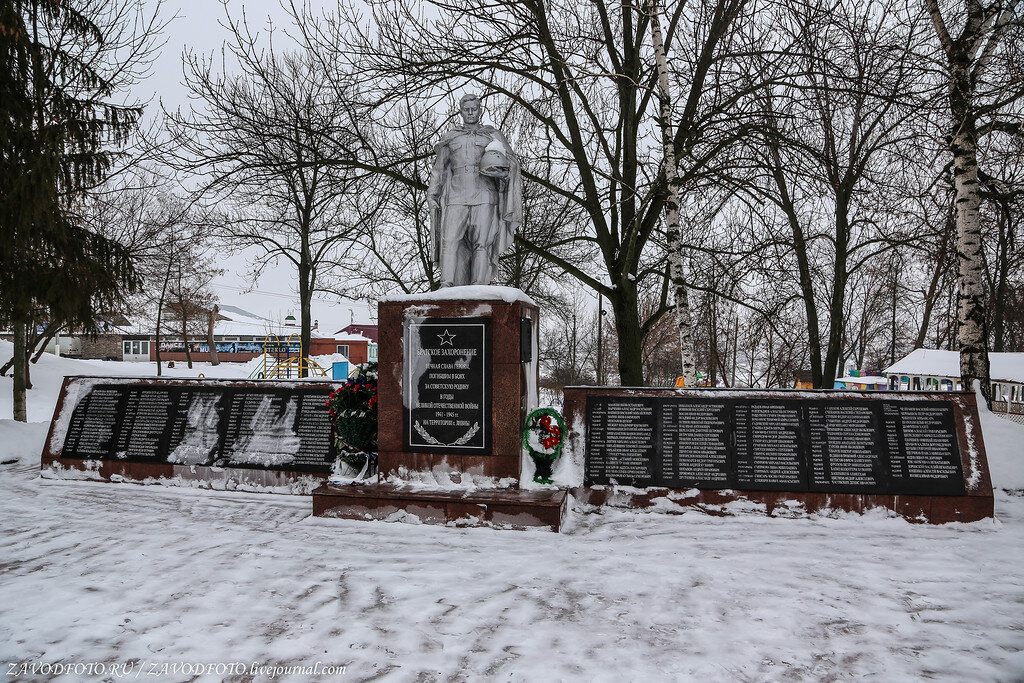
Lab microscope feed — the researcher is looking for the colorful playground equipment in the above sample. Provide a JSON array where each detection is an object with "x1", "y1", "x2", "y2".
[{"x1": 247, "y1": 334, "x2": 329, "y2": 379}]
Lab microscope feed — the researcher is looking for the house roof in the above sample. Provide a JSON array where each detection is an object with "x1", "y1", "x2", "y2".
[
  {"x1": 334, "y1": 324, "x2": 378, "y2": 342},
  {"x1": 115, "y1": 305, "x2": 335, "y2": 340},
  {"x1": 883, "y1": 349, "x2": 1024, "y2": 384}
]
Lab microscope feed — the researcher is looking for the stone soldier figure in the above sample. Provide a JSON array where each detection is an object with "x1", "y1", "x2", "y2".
[{"x1": 427, "y1": 94, "x2": 523, "y2": 287}]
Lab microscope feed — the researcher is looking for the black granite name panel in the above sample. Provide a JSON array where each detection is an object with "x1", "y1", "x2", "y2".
[
  {"x1": 585, "y1": 396, "x2": 966, "y2": 496},
  {"x1": 60, "y1": 381, "x2": 337, "y2": 472},
  {"x1": 404, "y1": 317, "x2": 491, "y2": 454}
]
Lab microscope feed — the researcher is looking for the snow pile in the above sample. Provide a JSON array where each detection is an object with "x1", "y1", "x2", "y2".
[
  {"x1": 0, "y1": 420, "x2": 49, "y2": 466},
  {"x1": 979, "y1": 402, "x2": 1024, "y2": 490},
  {"x1": 309, "y1": 353, "x2": 349, "y2": 375},
  {"x1": 385, "y1": 466, "x2": 518, "y2": 491}
]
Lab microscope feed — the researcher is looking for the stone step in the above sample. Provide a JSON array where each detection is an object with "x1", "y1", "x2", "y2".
[{"x1": 311, "y1": 483, "x2": 567, "y2": 531}]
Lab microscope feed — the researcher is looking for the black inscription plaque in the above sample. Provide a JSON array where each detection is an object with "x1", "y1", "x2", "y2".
[
  {"x1": 586, "y1": 397, "x2": 658, "y2": 486},
  {"x1": 404, "y1": 317, "x2": 491, "y2": 454},
  {"x1": 584, "y1": 395, "x2": 966, "y2": 495},
  {"x1": 883, "y1": 402, "x2": 965, "y2": 495},
  {"x1": 807, "y1": 402, "x2": 887, "y2": 493},
  {"x1": 65, "y1": 386, "x2": 126, "y2": 457},
  {"x1": 734, "y1": 401, "x2": 806, "y2": 490},
  {"x1": 60, "y1": 382, "x2": 336, "y2": 473},
  {"x1": 166, "y1": 389, "x2": 227, "y2": 465},
  {"x1": 660, "y1": 400, "x2": 730, "y2": 488}
]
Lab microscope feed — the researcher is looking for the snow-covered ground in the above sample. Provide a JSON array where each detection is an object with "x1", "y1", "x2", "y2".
[{"x1": 1, "y1": 344, "x2": 1023, "y2": 680}]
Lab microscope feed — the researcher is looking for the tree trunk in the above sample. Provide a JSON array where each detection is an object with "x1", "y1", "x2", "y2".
[
  {"x1": 822, "y1": 200, "x2": 851, "y2": 386},
  {"x1": 297, "y1": 221, "x2": 313, "y2": 378},
  {"x1": 154, "y1": 258, "x2": 172, "y2": 376},
  {"x1": 709, "y1": 299, "x2": 718, "y2": 387},
  {"x1": 13, "y1": 320, "x2": 27, "y2": 422},
  {"x1": 950, "y1": 66, "x2": 991, "y2": 400},
  {"x1": 925, "y1": 0, "x2": 995, "y2": 401},
  {"x1": 768, "y1": 144, "x2": 824, "y2": 387},
  {"x1": 915, "y1": 199, "x2": 954, "y2": 349},
  {"x1": 647, "y1": 0, "x2": 698, "y2": 387},
  {"x1": 208, "y1": 304, "x2": 219, "y2": 366},
  {"x1": 299, "y1": 261, "x2": 312, "y2": 379},
  {"x1": 609, "y1": 279, "x2": 644, "y2": 386},
  {"x1": 182, "y1": 310, "x2": 193, "y2": 369},
  {"x1": 991, "y1": 200, "x2": 1011, "y2": 352}
]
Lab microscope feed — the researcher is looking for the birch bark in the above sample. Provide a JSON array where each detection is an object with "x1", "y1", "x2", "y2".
[
  {"x1": 647, "y1": 0, "x2": 698, "y2": 387},
  {"x1": 922, "y1": 0, "x2": 1018, "y2": 401}
]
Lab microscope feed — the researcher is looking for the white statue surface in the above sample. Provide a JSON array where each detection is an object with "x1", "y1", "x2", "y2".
[{"x1": 427, "y1": 94, "x2": 523, "y2": 287}]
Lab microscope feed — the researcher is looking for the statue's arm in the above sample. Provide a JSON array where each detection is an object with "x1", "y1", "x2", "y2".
[{"x1": 427, "y1": 141, "x2": 449, "y2": 208}]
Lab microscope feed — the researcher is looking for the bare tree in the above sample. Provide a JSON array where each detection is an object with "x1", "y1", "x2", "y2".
[
  {"x1": 752, "y1": 0, "x2": 933, "y2": 386},
  {"x1": 164, "y1": 10, "x2": 374, "y2": 375},
  {"x1": 292, "y1": 0, "x2": 778, "y2": 385},
  {"x1": 645, "y1": 0, "x2": 698, "y2": 386}
]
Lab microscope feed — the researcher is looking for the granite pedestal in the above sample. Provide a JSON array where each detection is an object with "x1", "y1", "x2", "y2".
[{"x1": 311, "y1": 287, "x2": 564, "y2": 530}]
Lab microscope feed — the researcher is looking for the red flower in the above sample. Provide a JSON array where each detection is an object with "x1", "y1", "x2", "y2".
[
  {"x1": 540, "y1": 415, "x2": 551, "y2": 429},
  {"x1": 324, "y1": 399, "x2": 330, "y2": 406}
]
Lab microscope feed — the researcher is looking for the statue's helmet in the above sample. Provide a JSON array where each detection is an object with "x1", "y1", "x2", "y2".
[{"x1": 480, "y1": 139, "x2": 510, "y2": 178}]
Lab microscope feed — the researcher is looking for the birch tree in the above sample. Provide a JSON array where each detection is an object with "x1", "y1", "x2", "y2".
[
  {"x1": 646, "y1": 0, "x2": 698, "y2": 387},
  {"x1": 923, "y1": 0, "x2": 1023, "y2": 398}
]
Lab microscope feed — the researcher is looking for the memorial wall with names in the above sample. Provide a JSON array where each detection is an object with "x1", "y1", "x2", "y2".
[
  {"x1": 59, "y1": 382, "x2": 336, "y2": 472},
  {"x1": 585, "y1": 395, "x2": 966, "y2": 496}
]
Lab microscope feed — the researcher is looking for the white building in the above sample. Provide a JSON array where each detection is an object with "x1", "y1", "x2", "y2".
[{"x1": 883, "y1": 348, "x2": 1024, "y2": 422}]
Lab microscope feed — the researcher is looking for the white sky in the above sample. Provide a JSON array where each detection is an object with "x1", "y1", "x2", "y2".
[{"x1": 141, "y1": 0, "x2": 376, "y2": 330}]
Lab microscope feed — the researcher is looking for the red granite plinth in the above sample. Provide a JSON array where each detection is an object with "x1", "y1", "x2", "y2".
[
  {"x1": 377, "y1": 292, "x2": 539, "y2": 481},
  {"x1": 312, "y1": 483, "x2": 567, "y2": 531},
  {"x1": 570, "y1": 486, "x2": 994, "y2": 522},
  {"x1": 40, "y1": 457, "x2": 329, "y2": 493}
]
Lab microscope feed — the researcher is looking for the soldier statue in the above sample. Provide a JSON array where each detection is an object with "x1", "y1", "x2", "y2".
[{"x1": 427, "y1": 93, "x2": 523, "y2": 287}]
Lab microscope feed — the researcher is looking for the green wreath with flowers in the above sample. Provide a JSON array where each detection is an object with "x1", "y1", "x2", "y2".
[
  {"x1": 326, "y1": 362, "x2": 378, "y2": 471},
  {"x1": 522, "y1": 407, "x2": 564, "y2": 484}
]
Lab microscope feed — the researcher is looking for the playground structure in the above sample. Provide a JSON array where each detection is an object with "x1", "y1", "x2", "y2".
[{"x1": 247, "y1": 334, "x2": 329, "y2": 380}]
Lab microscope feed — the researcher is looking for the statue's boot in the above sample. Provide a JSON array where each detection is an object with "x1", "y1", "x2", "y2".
[
  {"x1": 470, "y1": 246, "x2": 492, "y2": 285},
  {"x1": 439, "y1": 240, "x2": 460, "y2": 286}
]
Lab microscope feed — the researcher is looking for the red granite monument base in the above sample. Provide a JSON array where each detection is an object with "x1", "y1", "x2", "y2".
[
  {"x1": 571, "y1": 486, "x2": 994, "y2": 523},
  {"x1": 311, "y1": 289, "x2": 563, "y2": 530},
  {"x1": 375, "y1": 291, "x2": 539, "y2": 479}
]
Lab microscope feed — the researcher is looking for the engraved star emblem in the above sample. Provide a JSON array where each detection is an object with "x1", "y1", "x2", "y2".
[{"x1": 438, "y1": 329, "x2": 456, "y2": 346}]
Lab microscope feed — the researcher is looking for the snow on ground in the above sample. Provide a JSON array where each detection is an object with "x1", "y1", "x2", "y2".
[
  {"x1": 1, "y1": 345, "x2": 1023, "y2": 679},
  {"x1": 1, "y1": 440, "x2": 1023, "y2": 680}
]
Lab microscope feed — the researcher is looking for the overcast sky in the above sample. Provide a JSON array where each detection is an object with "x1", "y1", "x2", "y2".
[{"x1": 142, "y1": 1, "x2": 376, "y2": 330}]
